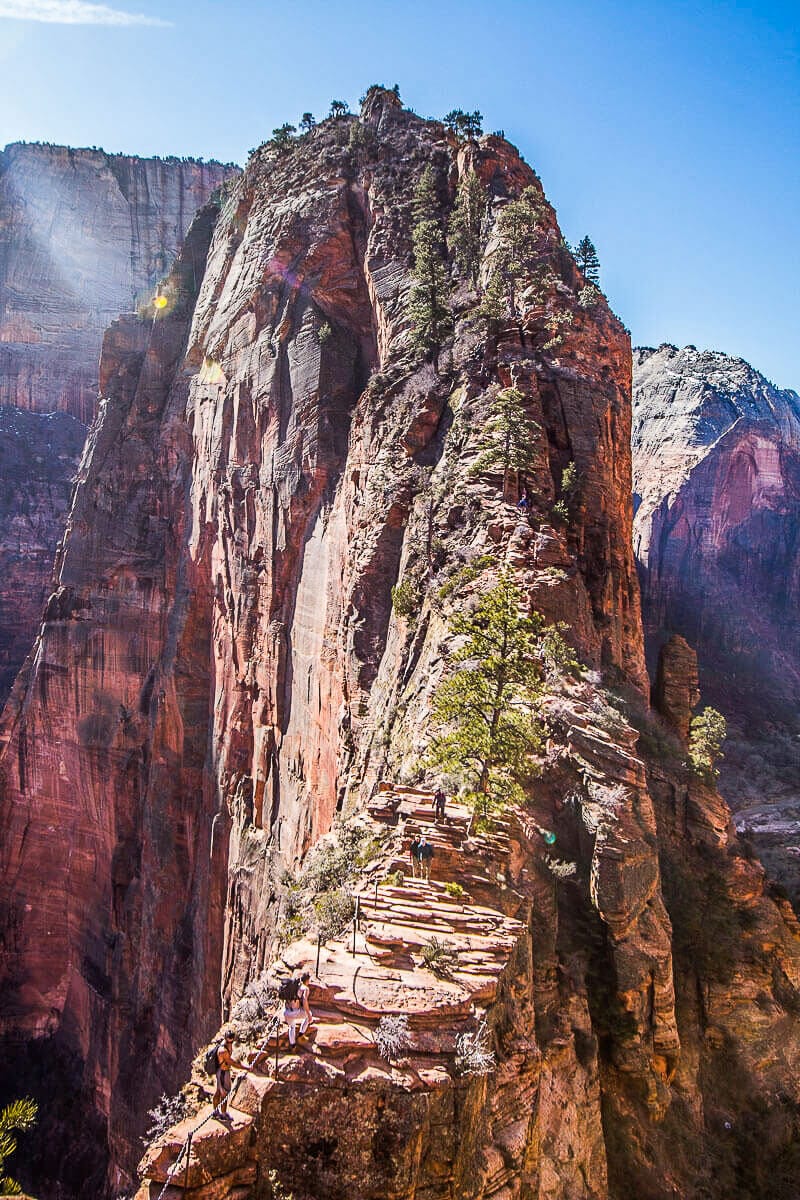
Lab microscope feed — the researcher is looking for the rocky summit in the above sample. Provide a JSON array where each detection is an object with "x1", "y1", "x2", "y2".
[
  {"x1": 633, "y1": 344, "x2": 800, "y2": 902},
  {"x1": 1, "y1": 90, "x2": 799, "y2": 1200}
]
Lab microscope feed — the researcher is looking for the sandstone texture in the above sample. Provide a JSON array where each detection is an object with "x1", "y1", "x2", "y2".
[
  {"x1": 0, "y1": 143, "x2": 237, "y2": 707},
  {"x1": 1, "y1": 93, "x2": 799, "y2": 1200},
  {"x1": 633, "y1": 344, "x2": 800, "y2": 900}
]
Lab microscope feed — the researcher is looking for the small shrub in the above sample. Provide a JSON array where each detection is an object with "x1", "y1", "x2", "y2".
[
  {"x1": 561, "y1": 461, "x2": 579, "y2": 496},
  {"x1": 444, "y1": 881, "x2": 466, "y2": 899},
  {"x1": 437, "y1": 554, "x2": 494, "y2": 602},
  {"x1": 318, "y1": 321, "x2": 333, "y2": 344},
  {"x1": 277, "y1": 912, "x2": 305, "y2": 946},
  {"x1": 375, "y1": 1014, "x2": 412, "y2": 1061},
  {"x1": 551, "y1": 498, "x2": 569, "y2": 525},
  {"x1": 454, "y1": 1018, "x2": 495, "y2": 1076},
  {"x1": 383, "y1": 870, "x2": 405, "y2": 888},
  {"x1": 391, "y1": 579, "x2": 418, "y2": 617},
  {"x1": 266, "y1": 1169, "x2": 295, "y2": 1200},
  {"x1": 313, "y1": 889, "x2": 355, "y2": 940},
  {"x1": 143, "y1": 1093, "x2": 188, "y2": 1144},
  {"x1": 421, "y1": 937, "x2": 459, "y2": 977},
  {"x1": 578, "y1": 283, "x2": 602, "y2": 309},
  {"x1": 231, "y1": 973, "x2": 278, "y2": 1024}
]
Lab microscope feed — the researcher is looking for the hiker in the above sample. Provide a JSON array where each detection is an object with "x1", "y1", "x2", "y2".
[
  {"x1": 212, "y1": 1029, "x2": 251, "y2": 1120},
  {"x1": 416, "y1": 833, "x2": 434, "y2": 881},
  {"x1": 517, "y1": 490, "x2": 529, "y2": 512},
  {"x1": 282, "y1": 971, "x2": 313, "y2": 1049},
  {"x1": 434, "y1": 788, "x2": 447, "y2": 822},
  {"x1": 409, "y1": 834, "x2": 421, "y2": 877}
]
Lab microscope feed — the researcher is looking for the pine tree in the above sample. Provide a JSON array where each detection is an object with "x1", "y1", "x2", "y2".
[
  {"x1": 443, "y1": 109, "x2": 484, "y2": 142},
  {"x1": 448, "y1": 169, "x2": 487, "y2": 287},
  {"x1": 473, "y1": 386, "x2": 540, "y2": 485},
  {"x1": 0, "y1": 1097, "x2": 37, "y2": 1195},
  {"x1": 329, "y1": 100, "x2": 349, "y2": 119},
  {"x1": 689, "y1": 707, "x2": 727, "y2": 779},
  {"x1": 480, "y1": 187, "x2": 550, "y2": 323},
  {"x1": 299, "y1": 112, "x2": 316, "y2": 133},
  {"x1": 271, "y1": 124, "x2": 297, "y2": 154},
  {"x1": 408, "y1": 166, "x2": 453, "y2": 362},
  {"x1": 574, "y1": 236, "x2": 600, "y2": 284},
  {"x1": 428, "y1": 575, "x2": 546, "y2": 818}
]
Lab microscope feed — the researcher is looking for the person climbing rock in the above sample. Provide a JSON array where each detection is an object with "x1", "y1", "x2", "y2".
[
  {"x1": 517, "y1": 490, "x2": 529, "y2": 512},
  {"x1": 416, "y1": 833, "x2": 434, "y2": 881},
  {"x1": 213, "y1": 1029, "x2": 251, "y2": 1121},
  {"x1": 283, "y1": 971, "x2": 313, "y2": 1049},
  {"x1": 409, "y1": 834, "x2": 421, "y2": 877},
  {"x1": 434, "y1": 788, "x2": 447, "y2": 822}
]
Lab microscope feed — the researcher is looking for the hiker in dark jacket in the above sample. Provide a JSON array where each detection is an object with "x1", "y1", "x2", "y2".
[
  {"x1": 434, "y1": 788, "x2": 447, "y2": 821},
  {"x1": 416, "y1": 833, "x2": 434, "y2": 881},
  {"x1": 213, "y1": 1029, "x2": 251, "y2": 1120},
  {"x1": 409, "y1": 835, "x2": 421, "y2": 877}
]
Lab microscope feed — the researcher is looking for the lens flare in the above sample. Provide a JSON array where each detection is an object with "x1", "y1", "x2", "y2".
[{"x1": 153, "y1": 294, "x2": 168, "y2": 311}]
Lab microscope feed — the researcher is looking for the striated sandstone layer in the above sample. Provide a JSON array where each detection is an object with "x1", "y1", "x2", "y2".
[
  {"x1": 632, "y1": 344, "x2": 800, "y2": 900},
  {"x1": 2, "y1": 92, "x2": 799, "y2": 1200}
]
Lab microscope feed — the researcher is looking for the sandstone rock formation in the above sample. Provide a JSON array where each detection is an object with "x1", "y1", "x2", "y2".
[
  {"x1": 653, "y1": 634, "x2": 699, "y2": 742},
  {"x1": 2, "y1": 93, "x2": 799, "y2": 1200},
  {"x1": 633, "y1": 344, "x2": 800, "y2": 900},
  {"x1": 0, "y1": 143, "x2": 237, "y2": 706}
]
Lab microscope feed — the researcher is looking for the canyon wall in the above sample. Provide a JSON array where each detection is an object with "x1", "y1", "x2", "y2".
[
  {"x1": 632, "y1": 344, "x2": 800, "y2": 899},
  {"x1": 0, "y1": 143, "x2": 237, "y2": 706},
  {"x1": 1, "y1": 94, "x2": 799, "y2": 1200}
]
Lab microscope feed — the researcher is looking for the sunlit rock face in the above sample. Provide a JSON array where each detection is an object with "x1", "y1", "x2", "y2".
[
  {"x1": 0, "y1": 143, "x2": 237, "y2": 707},
  {"x1": 2, "y1": 97, "x2": 800, "y2": 1200},
  {"x1": 633, "y1": 343, "x2": 800, "y2": 895}
]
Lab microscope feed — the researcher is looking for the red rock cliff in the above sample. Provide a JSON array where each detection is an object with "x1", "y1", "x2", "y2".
[{"x1": 2, "y1": 94, "x2": 799, "y2": 1200}]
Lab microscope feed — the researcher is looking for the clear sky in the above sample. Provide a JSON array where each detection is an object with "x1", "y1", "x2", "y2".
[{"x1": 1, "y1": 0, "x2": 798, "y2": 388}]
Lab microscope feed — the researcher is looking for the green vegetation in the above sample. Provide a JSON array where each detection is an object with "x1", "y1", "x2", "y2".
[
  {"x1": 448, "y1": 169, "x2": 487, "y2": 286},
  {"x1": 0, "y1": 1097, "x2": 37, "y2": 1196},
  {"x1": 375, "y1": 1014, "x2": 412, "y2": 1061},
  {"x1": 317, "y1": 321, "x2": 333, "y2": 344},
  {"x1": 573, "y1": 235, "x2": 600, "y2": 284},
  {"x1": 421, "y1": 937, "x2": 460, "y2": 977},
  {"x1": 328, "y1": 100, "x2": 349, "y2": 119},
  {"x1": 560, "y1": 461, "x2": 579, "y2": 497},
  {"x1": 578, "y1": 283, "x2": 601, "y2": 309},
  {"x1": 266, "y1": 1169, "x2": 295, "y2": 1200},
  {"x1": 689, "y1": 707, "x2": 727, "y2": 779},
  {"x1": 428, "y1": 574, "x2": 547, "y2": 818},
  {"x1": 313, "y1": 889, "x2": 355, "y2": 940},
  {"x1": 299, "y1": 112, "x2": 316, "y2": 133},
  {"x1": 270, "y1": 124, "x2": 296, "y2": 154},
  {"x1": 437, "y1": 554, "x2": 494, "y2": 602},
  {"x1": 391, "y1": 579, "x2": 418, "y2": 617},
  {"x1": 279, "y1": 822, "x2": 381, "y2": 946},
  {"x1": 408, "y1": 165, "x2": 453, "y2": 361},
  {"x1": 472, "y1": 385, "x2": 541, "y2": 482},
  {"x1": 479, "y1": 187, "x2": 550, "y2": 323},
  {"x1": 551, "y1": 498, "x2": 569, "y2": 525},
  {"x1": 444, "y1": 881, "x2": 466, "y2": 899},
  {"x1": 443, "y1": 109, "x2": 484, "y2": 142}
]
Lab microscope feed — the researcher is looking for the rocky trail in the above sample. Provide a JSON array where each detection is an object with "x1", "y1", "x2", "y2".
[{"x1": 136, "y1": 786, "x2": 534, "y2": 1199}]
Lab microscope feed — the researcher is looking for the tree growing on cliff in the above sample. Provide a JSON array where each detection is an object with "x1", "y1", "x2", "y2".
[
  {"x1": 448, "y1": 169, "x2": 487, "y2": 287},
  {"x1": 0, "y1": 1096, "x2": 37, "y2": 1195},
  {"x1": 329, "y1": 100, "x2": 349, "y2": 119},
  {"x1": 472, "y1": 386, "x2": 540, "y2": 490},
  {"x1": 443, "y1": 109, "x2": 484, "y2": 142},
  {"x1": 299, "y1": 112, "x2": 316, "y2": 133},
  {"x1": 428, "y1": 574, "x2": 546, "y2": 819},
  {"x1": 573, "y1": 236, "x2": 600, "y2": 284},
  {"x1": 689, "y1": 707, "x2": 727, "y2": 779},
  {"x1": 408, "y1": 165, "x2": 453, "y2": 363},
  {"x1": 480, "y1": 187, "x2": 551, "y2": 324},
  {"x1": 271, "y1": 124, "x2": 297, "y2": 154}
]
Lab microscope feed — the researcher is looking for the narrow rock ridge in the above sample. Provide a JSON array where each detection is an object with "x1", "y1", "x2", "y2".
[{"x1": 1, "y1": 94, "x2": 799, "y2": 1199}]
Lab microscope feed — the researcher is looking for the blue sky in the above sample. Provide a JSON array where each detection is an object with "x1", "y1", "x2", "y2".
[{"x1": 1, "y1": 0, "x2": 798, "y2": 388}]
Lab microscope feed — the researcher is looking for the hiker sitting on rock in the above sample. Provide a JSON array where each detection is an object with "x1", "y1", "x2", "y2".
[
  {"x1": 212, "y1": 1029, "x2": 252, "y2": 1121},
  {"x1": 281, "y1": 971, "x2": 313, "y2": 1050},
  {"x1": 416, "y1": 833, "x2": 434, "y2": 881},
  {"x1": 409, "y1": 834, "x2": 421, "y2": 877}
]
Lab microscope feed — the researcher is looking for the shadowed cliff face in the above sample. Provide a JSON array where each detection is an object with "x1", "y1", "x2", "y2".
[
  {"x1": 0, "y1": 144, "x2": 237, "y2": 710},
  {"x1": 632, "y1": 344, "x2": 800, "y2": 900},
  {"x1": 2, "y1": 96, "x2": 800, "y2": 1200}
]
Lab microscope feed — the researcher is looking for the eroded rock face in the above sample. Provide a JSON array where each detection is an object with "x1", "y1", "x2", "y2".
[
  {"x1": 0, "y1": 144, "x2": 237, "y2": 707},
  {"x1": 653, "y1": 634, "x2": 699, "y2": 741},
  {"x1": 632, "y1": 344, "x2": 800, "y2": 899}
]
